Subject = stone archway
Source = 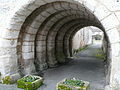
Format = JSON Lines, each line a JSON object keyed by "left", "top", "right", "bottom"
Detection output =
{"left": 0, "top": 0, "right": 120, "bottom": 89}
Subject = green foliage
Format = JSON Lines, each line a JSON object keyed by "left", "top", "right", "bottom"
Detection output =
{"left": 96, "top": 54, "right": 105, "bottom": 59}
{"left": 95, "top": 49, "right": 106, "bottom": 59}
{"left": 2, "top": 76, "right": 13, "bottom": 84}
{"left": 74, "top": 45, "right": 88, "bottom": 54}
{"left": 22, "top": 75, "right": 39, "bottom": 82}
{"left": 63, "top": 79, "right": 85, "bottom": 87}
{"left": 57, "top": 78, "right": 89, "bottom": 90}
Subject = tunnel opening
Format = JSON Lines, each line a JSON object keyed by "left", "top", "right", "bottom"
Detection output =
{"left": 1, "top": 0, "right": 120, "bottom": 90}
{"left": 72, "top": 26, "right": 105, "bottom": 56}
{"left": 17, "top": 1, "right": 105, "bottom": 74}
{"left": 16, "top": 1, "right": 111, "bottom": 89}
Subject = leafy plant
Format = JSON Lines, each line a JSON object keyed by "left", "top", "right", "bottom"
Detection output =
{"left": 63, "top": 78, "right": 85, "bottom": 87}
{"left": 22, "top": 75, "right": 39, "bottom": 82}
{"left": 57, "top": 78, "right": 90, "bottom": 90}
{"left": 2, "top": 76, "right": 12, "bottom": 84}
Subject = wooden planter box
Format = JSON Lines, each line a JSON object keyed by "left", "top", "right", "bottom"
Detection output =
{"left": 56, "top": 78, "right": 90, "bottom": 90}
{"left": 17, "top": 75, "right": 43, "bottom": 90}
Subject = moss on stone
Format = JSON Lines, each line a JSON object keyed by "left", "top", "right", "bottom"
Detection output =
{"left": 95, "top": 49, "right": 106, "bottom": 59}
{"left": 73, "top": 45, "right": 88, "bottom": 54}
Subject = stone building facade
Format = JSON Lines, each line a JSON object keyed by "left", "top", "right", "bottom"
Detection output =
{"left": 0, "top": 0, "right": 120, "bottom": 89}
{"left": 72, "top": 27, "right": 92, "bottom": 50}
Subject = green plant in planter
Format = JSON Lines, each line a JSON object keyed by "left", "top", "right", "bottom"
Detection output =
{"left": 57, "top": 78, "right": 90, "bottom": 90}
{"left": 63, "top": 79, "right": 85, "bottom": 87}
{"left": 17, "top": 75, "right": 43, "bottom": 90}
{"left": 23, "top": 75, "right": 39, "bottom": 82}
{"left": 2, "top": 76, "right": 13, "bottom": 84}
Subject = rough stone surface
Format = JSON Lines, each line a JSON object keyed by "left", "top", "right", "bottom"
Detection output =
{"left": 0, "top": 0, "right": 120, "bottom": 89}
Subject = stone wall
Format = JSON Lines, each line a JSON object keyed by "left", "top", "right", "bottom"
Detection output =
{"left": 0, "top": 0, "right": 120, "bottom": 89}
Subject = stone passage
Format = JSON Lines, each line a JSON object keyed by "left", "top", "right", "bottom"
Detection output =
{"left": 0, "top": 0, "right": 120, "bottom": 90}
{"left": 40, "top": 44, "right": 106, "bottom": 90}
{"left": 0, "top": 44, "right": 106, "bottom": 90}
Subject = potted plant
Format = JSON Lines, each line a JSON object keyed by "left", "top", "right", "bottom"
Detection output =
{"left": 17, "top": 75, "right": 43, "bottom": 90}
{"left": 57, "top": 78, "right": 90, "bottom": 90}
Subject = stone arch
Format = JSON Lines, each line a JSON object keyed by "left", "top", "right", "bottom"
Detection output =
{"left": 0, "top": 0, "right": 120, "bottom": 89}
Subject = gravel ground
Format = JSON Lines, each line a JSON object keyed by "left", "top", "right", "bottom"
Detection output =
{"left": 0, "top": 44, "right": 106, "bottom": 90}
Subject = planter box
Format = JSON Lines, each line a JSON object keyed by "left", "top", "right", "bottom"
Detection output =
{"left": 2, "top": 73, "right": 21, "bottom": 84}
{"left": 56, "top": 78, "right": 90, "bottom": 90}
{"left": 2, "top": 76, "right": 13, "bottom": 84}
{"left": 17, "top": 75, "right": 43, "bottom": 90}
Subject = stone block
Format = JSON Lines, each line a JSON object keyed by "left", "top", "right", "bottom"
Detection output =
{"left": 41, "top": 11, "right": 51, "bottom": 17}
{"left": 37, "top": 15, "right": 46, "bottom": 23}
{"left": 30, "top": 21, "right": 41, "bottom": 30}
{"left": 0, "top": 39, "right": 17, "bottom": 48}
{"left": 46, "top": 7, "right": 57, "bottom": 14}
{"left": 115, "top": 12, "right": 120, "bottom": 22}
{"left": 94, "top": 4, "right": 111, "bottom": 21}
{"left": 22, "top": 46, "right": 32, "bottom": 53}
{"left": 23, "top": 34, "right": 35, "bottom": 41}
{"left": 0, "top": 48, "right": 16, "bottom": 56}
{"left": 22, "top": 52, "right": 34, "bottom": 60}
{"left": 10, "top": 15, "right": 26, "bottom": 24}
{"left": 0, "top": 54, "right": 18, "bottom": 76}
{"left": 53, "top": 3, "right": 62, "bottom": 10}
{"left": 26, "top": 26, "right": 38, "bottom": 35}
{"left": 101, "top": 14, "right": 119, "bottom": 30}
{"left": 61, "top": 2, "right": 71, "bottom": 10}
{"left": 100, "top": 0, "right": 120, "bottom": 11}
{"left": 23, "top": 42, "right": 34, "bottom": 46}
{"left": 2, "top": 30, "right": 19, "bottom": 39}
{"left": 107, "top": 28, "right": 120, "bottom": 43}
{"left": 34, "top": 0, "right": 46, "bottom": 6}
{"left": 36, "top": 41, "right": 46, "bottom": 46}
{"left": 111, "top": 43, "right": 120, "bottom": 57}
{"left": 70, "top": 3, "right": 78, "bottom": 10}
{"left": 7, "top": 22, "right": 23, "bottom": 31}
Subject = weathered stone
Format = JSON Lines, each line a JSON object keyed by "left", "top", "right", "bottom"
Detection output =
{"left": 0, "top": 0, "right": 120, "bottom": 89}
